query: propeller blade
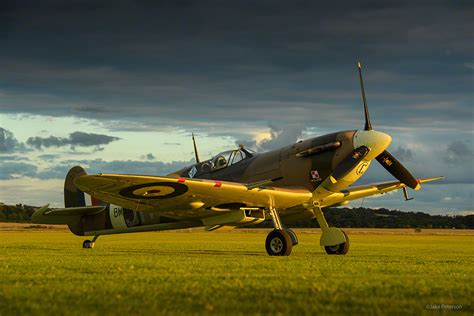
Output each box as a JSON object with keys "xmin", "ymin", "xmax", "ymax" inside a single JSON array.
[
  {"xmin": 376, "ymin": 150, "xmax": 421, "ymax": 190},
  {"xmin": 333, "ymin": 146, "xmax": 370, "ymax": 180},
  {"xmin": 358, "ymin": 61, "xmax": 372, "ymax": 131}
]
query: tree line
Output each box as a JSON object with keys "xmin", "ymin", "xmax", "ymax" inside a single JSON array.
[
  {"xmin": 287, "ymin": 207, "xmax": 473, "ymax": 229},
  {"xmin": 0, "ymin": 203, "xmax": 472, "ymax": 229}
]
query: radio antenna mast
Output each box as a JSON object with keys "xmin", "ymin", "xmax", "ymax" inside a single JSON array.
[{"xmin": 192, "ymin": 133, "xmax": 200, "ymax": 163}]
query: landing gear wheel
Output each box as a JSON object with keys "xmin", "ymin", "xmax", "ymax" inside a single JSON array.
[
  {"xmin": 266, "ymin": 229, "xmax": 292, "ymax": 256},
  {"xmin": 324, "ymin": 230, "xmax": 349, "ymax": 255},
  {"xmin": 284, "ymin": 228, "xmax": 299, "ymax": 246},
  {"xmin": 82, "ymin": 240, "xmax": 95, "ymax": 249}
]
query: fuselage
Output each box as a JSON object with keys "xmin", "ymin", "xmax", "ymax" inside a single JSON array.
[
  {"xmin": 63, "ymin": 129, "xmax": 392, "ymax": 236},
  {"xmin": 171, "ymin": 130, "xmax": 358, "ymax": 191}
]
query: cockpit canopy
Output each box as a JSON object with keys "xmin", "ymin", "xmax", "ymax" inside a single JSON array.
[
  {"xmin": 207, "ymin": 147, "xmax": 255, "ymax": 171},
  {"xmin": 184, "ymin": 147, "xmax": 256, "ymax": 178}
]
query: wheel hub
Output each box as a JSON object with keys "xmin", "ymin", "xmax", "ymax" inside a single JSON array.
[
  {"xmin": 327, "ymin": 244, "xmax": 340, "ymax": 252},
  {"xmin": 270, "ymin": 237, "xmax": 283, "ymax": 253}
]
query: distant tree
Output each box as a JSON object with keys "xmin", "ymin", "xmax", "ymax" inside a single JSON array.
[{"xmin": 0, "ymin": 202, "xmax": 473, "ymax": 228}]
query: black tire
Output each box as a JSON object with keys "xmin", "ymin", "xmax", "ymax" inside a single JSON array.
[
  {"xmin": 265, "ymin": 229, "xmax": 293, "ymax": 256},
  {"xmin": 324, "ymin": 230, "xmax": 349, "ymax": 255},
  {"xmin": 82, "ymin": 240, "xmax": 93, "ymax": 249},
  {"xmin": 285, "ymin": 228, "xmax": 299, "ymax": 246}
]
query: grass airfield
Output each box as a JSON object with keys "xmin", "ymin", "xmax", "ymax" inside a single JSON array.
[{"xmin": 1, "ymin": 227, "xmax": 473, "ymax": 315}]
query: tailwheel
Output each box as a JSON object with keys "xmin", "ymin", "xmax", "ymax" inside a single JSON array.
[
  {"xmin": 82, "ymin": 235, "xmax": 99, "ymax": 249},
  {"xmin": 324, "ymin": 230, "xmax": 349, "ymax": 255},
  {"xmin": 82, "ymin": 240, "xmax": 95, "ymax": 249},
  {"xmin": 265, "ymin": 229, "xmax": 292, "ymax": 256}
]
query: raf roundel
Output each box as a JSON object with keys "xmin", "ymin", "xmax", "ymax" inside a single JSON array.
[{"xmin": 119, "ymin": 182, "xmax": 188, "ymax": 199}]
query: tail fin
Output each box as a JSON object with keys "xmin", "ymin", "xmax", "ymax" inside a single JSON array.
[
  {"xmin": 31, "ymin": 166, "xmax": 90, "ymax": 235},
  {"xmin": 64, "ymin": 166, "xmax": 89, "ymax": 207}
]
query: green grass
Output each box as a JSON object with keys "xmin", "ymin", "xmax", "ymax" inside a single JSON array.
[{"xmin": 1, "ymin": 230, "xmax": 473, "ymax": 315}]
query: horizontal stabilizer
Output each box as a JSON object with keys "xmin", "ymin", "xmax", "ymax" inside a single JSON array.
[
  {"xmin": 43, "ymin": 205, "xmax": 105, "ymax": 216},
  {"xmin": 32, "ymin": 204, "xmax": 105, "ymax": 224}
]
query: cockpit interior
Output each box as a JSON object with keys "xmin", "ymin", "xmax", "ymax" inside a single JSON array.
[{"xmin": 204, "ymin": 147, "xmax": 255, "ymax": 171}]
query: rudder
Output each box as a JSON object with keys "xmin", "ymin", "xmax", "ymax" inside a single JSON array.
[{"xmin": 64, "ymin": 166, "xmax": 88, "ymax": 208}]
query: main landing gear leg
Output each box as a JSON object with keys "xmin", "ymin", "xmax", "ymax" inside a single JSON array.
[
  {"xmin": 265, "ymin": 206, "xmax": 294, "ymax": 256},
  {"xmin": 83, "ymin": 235, "xmax": 99, "ymax": 249},
  {"xmin": 313, "ymin": 206, "xmax": 349, "ymax": 255}
]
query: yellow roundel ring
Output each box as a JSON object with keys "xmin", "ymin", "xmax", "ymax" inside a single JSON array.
[{"xmin": 119, "ymin": 182, "xmax": 188, "ymax": 199}]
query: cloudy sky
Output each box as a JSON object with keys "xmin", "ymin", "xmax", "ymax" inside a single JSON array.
[{"xmin": 0, "ymin": 0, "xmax": 472, "ymax": 214}]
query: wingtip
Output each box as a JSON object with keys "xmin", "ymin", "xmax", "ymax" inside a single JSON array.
[
  {"xmin": 419, "ymin": 176, "xmax": 444, "ymax": 184},
  {"xmin": 413, "ymin": 176, "xmax": 445, "ymax": 190}
]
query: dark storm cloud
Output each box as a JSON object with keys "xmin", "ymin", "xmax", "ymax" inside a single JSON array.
[
  {"xmin": 443, "ymin": 141, "xmax": 473, "ymax": 165},
  {"xmin": 391, "ymin": 147, "xmax": 414, "ymax": 162},
  {"xmin": 37, "ymin": 154, "xmax": 60, "ymax": 161},
  {"xmin": 0, "ymin": 0, "xmax": 472, "ymax": 134},
  {"xmin": 26, "ymin": 136, "xmax": 64, "ymax": 149},
  {"xmin": 26, "ymin": 132, "xmax": 120, "ymax": 150},
  {"xmin": 73, "ymin": 106, "xmax": 114, "ymax": 114},
  {"xmin": 0, "ymin": 128, "xmax": 25, "ymax": 153},
  {"xmin": 140, "ymin": 153, "xmax": 156, "ymax": 161},
  {"xmin": 0, "ymin": 161, "xmax": 37, "ymax": 179},
  {"xmin": 359, "ymin": 135, "xmax": 473, "ymax": 185},
  {"xmin": 0, "ymin": 157, "xmax": 192, "ymax": 180},
  {"xmin": 35, "ymin": 158, "xmax": 192, "ymax": 180},
  {"xmin": 0, "ymin": 154, "xmax": 26, "ymax": 161},
  {"xmin": 67, "ymin": 132, "xmax": 120, "ymax": 147}
]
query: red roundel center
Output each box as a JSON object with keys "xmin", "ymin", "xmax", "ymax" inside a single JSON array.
[{"xmin": 147, "ymin": 189, "xmax": 161, "ymax": 194}]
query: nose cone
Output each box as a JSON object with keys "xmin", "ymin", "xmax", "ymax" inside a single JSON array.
[{"xmin": 353, "ymin": 130, "xmax": 392, "ymax": 159}]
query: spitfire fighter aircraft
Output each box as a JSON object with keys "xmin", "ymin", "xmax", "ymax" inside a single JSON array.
[{"xmin": 33, "ymin": 63, "xmax": 441, "ymax": 256}]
